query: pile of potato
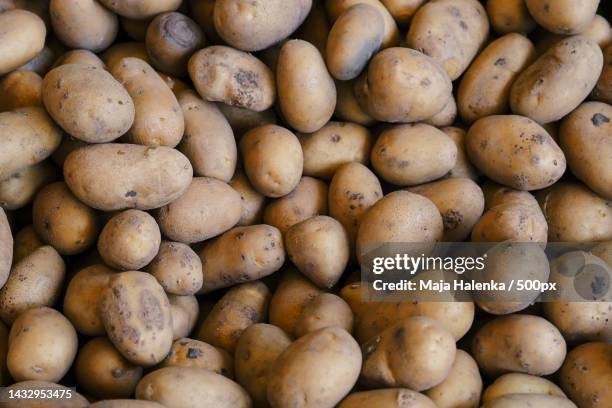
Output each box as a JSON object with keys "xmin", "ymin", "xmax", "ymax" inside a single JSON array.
[{"xmin": 0, "ymin": 0, "xmax": 611, "ymax": 407}]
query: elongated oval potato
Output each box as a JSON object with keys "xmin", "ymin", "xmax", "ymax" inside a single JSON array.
[
  {"xmin": 63, "ymin": 143, "xmax": 193, "ymax": 211},
  {"xmin": 42, "ymin": 64, "xmax": 135, "ymax": 143},
  {"xmin": 162, "ymin": 338, "xmax": 233, "ymax": 377},
  {"xmin": 0, "ymin": 70, "xmax": 43, "ymax": 111},
  {"xmin": 111, "ymin": 58, "xmax": 183, "ymax": 147},
  {"xmin": 0, "ymin": 246, "xmax": 65, "ymax": 324},
  {"xmin": 487, "ymin": 0, "xmax": 537, "ymax": 34},
  {"xmin": 100, "ymin": 271, "xmax": 173, "ymax": 366},
  {"xmin": 49, "ymin": 0, "xmax": 118, "ymax": 52},
  {"xmin": 214, "ymin": 0, "xmax": 312, "ymax": 51},
  {"xmin": 300, "ymin": 121, "xmax": 373, "ymax": 179},
  {"xmin": 198, "ymin": 224, "xmax": 284, "ymax": 293},
  {"xmin": 371, "ymin": 123, "xmax": 457, "ymax": 186},
  {"xmin": 0, "ymin": 209, "xmax": 12, "ymax": 290},
  {"xmin": 268, "ymin": 327, "xmax": 361, "ymax": 408},
  {"xmin": 483, "ymin": 394, "xmax": 577, "ymax": 408},
  {"xmin": 0, "ymin": 107, "xmax": 62, "ymax": 182},
  {"xmin": 230, "ymin": 170, "xmax": 267, "ymax": 226},
  {"xmin": 472, "ymin": 314, "xmax": 566, "ymax": 376},
  {"xmin": 295, "ymin": 293, "xmax": 354, "ymax": 337},
  {"xmin": 146, "ymin": 241, "xmax": 203, "ymax": 296},
  {"xmin": 3, "ymin": 381, "xmax": 88, "ymax": 408},
  {"xmin": 458, "ymin": 33, "xmax": 536, "ymax": 123},
  {"xmin": 483, "ymin": 373, "xmax": 566, "ymax": 403},
  {"xmin": 543, "ymin": 300, "xmax": 612, "ymax": 344},
  {"xmin": 406, "ymin": 0, "xmax": 489, "ymax": 80},
  {"xmin": 178, "ymin": 90, "xmax": 236, "ymax": 182},
  {"xmin": 98, "ymin": 0, "xmax": 181, "ymax": 19},
  {"xmin": 0, "ymin": 10, "xmax": 46, "ymax": 75},
  {"xmin": 510, "ymin": 36, "xmax": 604, "ymax": 124},
  {"xmin": 157, "ymin": 177, "xmax": 241, "ymax": 244},
  {"xmin": 525, "ymin": 0, "xmax": 600, "ymax": 34},
  {"xmin": 339, "ymin": 389, "xmax": 436, "ymax": 408},
  {"xmin": 277, "ymin": 40, "xmax": 336, "ymax": 133},
  {"xmin": 235, "ymin": 324, "xmax": 292, "ymax": 407},
  {"xmin": 425, "ymin": 350, "xmax": 482, "ymax": 408},
  {"xmin": 326, "ymin": 4, "xmax": 384, "ymax": 80},
  {"xmin": 8, "ymin": 307, "xmax": 77, "ymax": 382},
  {"xmin": 0, "ymin": 161, "xmax": 57, "ymax": 211},
  {"xmin": 466, "ymin": 115, "xmax": 566, "ymax": 190},
  {"xmin": 355, "ymin": 47, "xmax": 452, "ymax": 123},
  {"xmin": 189, "ymin": 46, "xmax": 275, "ymax": 112}
]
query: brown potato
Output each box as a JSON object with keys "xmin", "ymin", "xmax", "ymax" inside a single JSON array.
[
  {"xmin": 0, "ymin": 10, "xmax": 46, "ymax": 75},
  {"xmin": 525, "ymin": 0, "xmax": 600, "ymax": 34},
  {"xmin": 230, "ymin": 170, "xmax": 267, "ymax": 226},
  {"xmin": 98, "ymin": 0, "xmax": 181, "ymax": 20},
  {"xmin": 54, "ymin": 49, "xmax": 106, "ymax": 68},
  {"xmin": 168, "ymin": 294, "xmax": 199, "ymax": 340},
  {"xmin": 295, "ymin": 293, "xmax": 353, "ymax": 337},
  {"xmin": 339, "ymin": 389, "xmax": 436, "ymax": 408},
  {"xmin": 0, "ymin": 161, "xmax": 57, "ymax": 211},
  {"xmin": 101, "ymin": 41, "xmax": 150, "ymax": 72},
  {"xmin": 12, "ymin": 225, "xmax": 43, "ymax": 263},
  {"xmin": 487, "ymin": 0, "xmax": 537, "ymax": 34},
  {"xmin": 442, "ymin": 127, "xmax": 479, "ymax": 180},
  {"xmin": 380, "ymin": 0, "xmax": 427, "ymax": 25},
  {"xmin": 146, "ymin": 241, "xmax": 203, "ymax": 295},
  {"xmin": 0, "ymin": 209, "xmax": 11, "ymax": 302},
  {"xmin": 593, "ymin": 44, "xmax": 612, "ymax": 104},
  {"xmin": 295, "ymin": 1, "xmax": 330, "ymax": 56},
  {"xmin": 334, "ymin": 79, "xmax": 377, "ymax": 126},
  {"xmin": 423, "ymin": 95, "xmax": 457, "ymax": 127},
  {"xmin": 425, "ymin": 350, "xmax": 482, "ymax": 408},
  {"xmin": 483, "ymin": 394, "xmax": 577, "ymax": 408},
  {"xmin": 217, "ymin": 103, "xmax": 278, "ymax": 138},
  {"xmin": 482, "ymin": 373, "xmax": 566, "ymax": 403},
  {"xmin": 120, "ymin": 16, "xmax": 150, "ymax": 41},
  {"xmin": 162, "ymin": 338, "xmax": 233, "ymax": 377},
  {"xmin": 0, "ymin": 70, "xmax": 42, "ymax": 111}
]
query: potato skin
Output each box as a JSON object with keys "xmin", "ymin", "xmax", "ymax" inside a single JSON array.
[
  {"xmin": 100, "ymin": 271, "xmax": 174, "ymax": 366},
  {"xmin": 482, "ymin": 373, "xmax": 566, "ymax": 403},
  {"xmin": 214, "ymin": 0, "xmax": 312, "ymax": 51},
  {"xmin": 12, "ymin": 225, "xmax": 43, "ymax": 264},
  {"xmin": 0, "ymin": 246, "xmax": 65, "ymax": 324},
  {"xmin": 136, "ymin": 366, "xmax": 251, "ymax": 408},
  {"xmin": 168, "ymin": 294, "xmax": 199, "ymax": 340},
  {"xmin": 230, "ymin": 170, "xmax": 267, "ymax": 226},
  {"xmin": 267, "ymin": 327, "xmax": 362, "ymax": 408},
  {"xmin": 510, "ymin": 36, "xmax": 604, "ymax": 124},
  {"xmin": 425, "ymin": 350, "xmax": 482, "ymax": 408},
  {"xmin": 593, "ymin": 44, "xmax": 612, "ymax": 104},
  {"xmin": 334, "ymin": 79, "xmax": 377, "ymax": 126},
  {"xmin": 0, "ymin": 10, "xmax": 46, "ymax": 75},
  {"xmin": 157, "ymin": 177, "xmax": 241, "ymax": 244},
  {"xmin": 146, "ymin": 241, "xmax": 203, "ymax": 295},
  {"xmin": 0, "ymin": 70, "xmax": 43, "ymax": 111},
  {"xmin": 406, "ymin": 0, "xmax": 489, "ymax": 80},
  {"xmin": 294, "ymin": 293, "xmax": 353, "ymax": 337},
  {"xmin": 162, "ymin": 338, "xmax": 233, "ymax": 377},
  {"xmin": 355, "ymin": 47, "xmax": 452, "ymax": 123},
  {"xmin": 443, "ymin": 127, "xmax": 479, "ymax": 180},
  {"xmin": 458, "ymin": 34, "xmax": 536, "ymax": 123},
  {"xmin": 371, "ymin": 123, "xmax": 457, "ymax": 186},
  {"xmin": 111, "ymin": 58, "xmax": 184, "ymax": 147},
  {"xmin": 98, "ymin": 0, "xmax": 181, "ymax": 19},
  {"xmin": 525, "ymin": 0, "xmax": 600, "ymax": 34},
  {"xmin": 8, "ymin": 307, "xmax": 77, "ymax": 382},
  {"xmin": 0, "ymin": 209, "xmax": 13, "ymax": 287},
  {"xmin": 64, "ymin": 143, "xmax": 193, "ymax": 211},
  {"xmin": 102, "ymin": 41, "xmax": 151, "ymax": 72},
  {"xmin": 0, "ymin": 107, "xmax": 62, "ymax": 182},
  {"xmin": 560, "ymin": 102, "xmax": 612, "ymax": 199},
  {"xmin": 339, "ymin": 389, "xmax": 437, "ymax": 408},
  {"xmin": 189, "ymin": 46, "xmax": 276, "ymax": 112},
  {"xmin": 487, "ymin": 0, "xmax": 537, "ymax": 34},
  {"xmin": 472, "ymin": 314, "xmax": 567, "ymax": 376},
  {"xmin": 483, "ymin": 394, "xmax": 577, "ymax": 408},
  {"xmin": 0, "ymin": 161, "xmax": 56, "ymax": 211},
  {"xmin": 466, "ymin": 115, "xmax": 566, "ymax": 190}
]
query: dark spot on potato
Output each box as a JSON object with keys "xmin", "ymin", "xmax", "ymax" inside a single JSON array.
[
  {"xmin": 494, "ymin": 58, "xmax": 506, "ymax": 66},
  {"xmin": 330, "ymin": 134, "xmax": 341, "ymax": 143},
  {"xmin": 420, "ymin": 78, "xmax": 431, "ymax": 87},
  {"xmin": 591, "ymin": 113, "xmax": 610, "ymax": 126},
  {"xmin": 125, "ymin": 190, "xmax": 137, "ymax": 197},
  {"xmin": 139, "ymin": 290, "xmax": 165, "ymax": 331},
  {"xmin": 531, "ymin": 134, "xmax": 545, "ymax": 144},
  {"xmin": 186, "ymin": 347, "xmax": 202, "ymax": 359},
  {"xmin": 544, "ymin": 4, "xmax": 550, "ymax": 12},
  {"xmin": 449, "ymin": 7, "xmax": 461, "ymax": 17},
  {"xmin": 442, "ymin": 209, "xmax": 463, "ymax": 230},
  {"xmin": 459, "ymin": 20, "xmax": 468, "ymax": 30}
]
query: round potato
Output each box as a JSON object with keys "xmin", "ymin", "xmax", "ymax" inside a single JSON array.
[
  {"xmin": 168, "ymin": 294, "xmax": 199, "ymax": 340},
  {"xmin": 98, "ymin": 0, "xmax": 181, "ymax": 19},
  {"xmin": 425, "ymin": 350, "xmax": 482, "ymax": 408},
  {"xmin": 371, "ymin": 123, "xmax": 457, "ymax": 186},
  {"xmin": 110, "ymin": 58, "xmax": 184, "ymax": 147},
  {"xmin": 482, "ymin": 373, "xmax": 566, "ymax": 403},
  {"xmin": 8, "ymin": 307, "xmax": 77, "ymax": 382},
  {"xmin": 0, "ymin": 161, "xmax": 57, "ymax": 211},
  {"xmin": 593, "ymin": 44, "xmax": 612, "ymax": 104},
  {"xmin": 0, "ymin": 70, "xmax": 42, "ymax": 111},
  {"xmin": 406, "ymin": 0, "xmax": 489, "ymax": 80},
  {"xmin": 487, "ymin": 0, "xmax": 537, "ymax": 34},
  {"xmin": 162, "ymin": 338, "xmax": 233, "ymax": 377},
  {"xmin": 525, "ymin": 0, "xmax": 600, "ymax": 34},
  {"xmin": 0, "ymin": 10, "xmax": 46, "ymax": 75},
  {"xmin": 64, "ymin": 143, "xmax": 193, "ymax": 211},
  {"xmin": 229, "ymin": 170, "xmax": 267, "ymax": 226},
  {"xmin": 100, "ymin": 271, "xmax": 174, "ymax": 366},
  {"xmin": 12, "ymin": 225, "xmax": 43, "ymax": 264},
  {"xmin": 355, "ymin": 47, "xmax": 452, "ymax": 123},
  {"xmin": 510, "ymin": 36, "xmax": 604, "ymax": 124},
  {"xmin": 339, "ymin": 389, "xmax": 436, "ymax": 408},
  {"xmin": 295, "ymin": 293, "xmax": 353, "ymax": 337},
  {"xmin": 146, "ymin": 241, "xmax": 203, "ymax": 296}
]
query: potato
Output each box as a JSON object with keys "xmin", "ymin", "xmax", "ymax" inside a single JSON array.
[
  {"xmin": 582, "ymin": 14, "xmax": 612, "ymax": 48},
  {"xmin": 423, "ymin": 95, "xmax": 457, "ymax": 127},
  {"xmin": 466, "ymin": 115, "xmax": 566, "ymax": 190},
  {"xmin": 64, "ymin": 143, "xmax": 193, "ymax": 211},
  {"xmin": 0, "ymin": 70, "xmax": 42, "ymax": 111},
  {"xmin": 472, "ymin": 314, "xmax": 566, "ymax": 376},
  {"xmin": 487, "ymin": 0, "xmax": 537, "ymax": 34},
  {"xmin": 458, "ymin": 34, "xmax": 536, "ymax": 123},
  {"xmin": 380, "ymin": 0, "xmax": 427, "ymax": 25},
  {"xmin": 2, "ymin": 381, "xmax": 88, "ymax": 408},
  {"xmin": 0, "ymin": 10, "xmax": 46, "ymax": 75},
  {"xmin": 162, "ymin": 338, "xmax": 233, "ymax": 377},
  {"xmin": 110, "ymin": 58, "xmax": 184, "ymax": 147},
  {"xmin": 168, "ymin": 294, "xmax": 199, "ymax": 340},
  {"xmin": 277, "ymin": 40, "xmax": 336, "ymax": 133},
  {"xmin": 592, "ymin": 241, "xmax": 612, "ymax": 265},
  {"xmin": 482, "ymin": 373, "xmax": 566, "ymax": 403},
  {"xmin": 560, "ymin": 102, "xmax": 612, "ymax": 199},
  {"xmin": 100, "ymin": 271, "xmax": 173, "ymax": 365},
  {"xmin": 63, "ymin": 264, "xmax": 114, "ymax": 336},
  {"xmin": 525, "ymin": 0, "xmax": 600, "ymax": 34},
  {"xmin": 75, "ymin": 337, "xmax": 142, "ymax": 399},
  {"xmin": 263, "ymin": 177, "xmax": 327, "ymax": 233},
  {"xmin": 91, "ymin": 401, "xmax": 164, "ymax": 408},
  {"xmin": 52, "ymin": 49, "xmax": 102, "ymax": 69},
  {"xmin": 300, "ymin": 122, "xmax": 373, "ymax": 179},
  {"xmin": 295, "ymin": 293, "xmax": 353, "ymax": 337},
  {"xmin": 326, "ymin": 4, "xmax": 384, "ymax": 80},
  {"xmin": 339, "ymin": 389, "xmax": 436, "ymax": 408},
  {"xmin": 356, "ymin": 191, "xmax": 443, "ymax": 263},
  {"xmin": 295, "ymin": 1, "xmax": 330, "ymax": 56},
  {"xmin": 0, "ymin": 161, "xmax": 57, "ymax": 211},
  {"xmin": 7, "ymin": 307, "xmax": 77, "ymax": 382},
  {"xmin": 198, "ymin": 224, "xmax": 284, "ymax": 293},
  {"xmin": 0, "ymin": 246, "xmax": 64, "ymax": 324},
  {"xmin": 267, "ymin": 327, "xmax": 360, "ymax": 408},
  {"xmin": 42, "ymin": 64, "xmax": 135, "ymax": 143},
  {"xmin": 269, "ymin": 269, "xmax": 322, "ymax": 335},
  {"xmin": 12, "ymin": 225, "xmax": 43, "ymax": 264},
  {"xmin": 230, "ymin": 170, "xmax": 267, "ymax": 226},
  {"xmin": 510, "ymin": 36, "xmax": 604, "ymax": 124},
  {"xmin": 559, "ymin": 342, "xmax": 612, "ymax": 408},
  {"xmin": 538, "ymin": 182, "xmax": 612, "ymax": 242},
  {"xmin": 334, "ymin": 79, "xmax": 376, "ymax": 126},
  {"xmin": 196, "ymin": 282, "xmax": 270, "ymax": 353},
  {"xmin": 0, "ymin": 210, "xmax": 12, "ymax": 285},
  {"xmin": 178, "ymin": 91, "xmax": 236, "ymax": 182},
  {"xmin": 406, "ymin": 0, "xmax": 489, "ymax": 80},
  {"xmin": 102, "ymin": 41, "xmax": 150, "ymax": 72},
  {"xmin": 441, "ymin": 127, "xmax": 478, "ymax": 180},
  {"xmin": 189, "ymin": 46, "xmax": 275, "ymax": 112},
  {"xmin": 98, "ymin": 0, "xmax": 181, "ymax": 19},
  {"xmin": 235, "ymin": 323, "xmax": 292, "ymax": 407},
  {"xmin": 146, "ymin": 241, "xmax": 202, "ymax": 295},
  {"xmin": 408, "ymin": 178, "xmax": 484, "ymax": 241},
  {"xmin": 213, "ymin": 0, "xmax": 311, "ymax": 51},
  {"xmin": 16, "ymin": 46, "xmax": 56, "ymax": 75},
  {"xmin": 355, "ymin": 47, "xmax": 452, "ymax": 122},
  {"xmin": 425, "ymin": 350, "xmax": 482, "ymax": 408},
  {"xmin": 593, "ymin": 44, "xmax": 612, "ymax": 104},
  {"xmin": 33, "ymin": 182, "xmax": 99, "ymax": 255},
  {"xmin": 0, "ymin": 107, "xmax": 62, "ymax": 182},
  {"xmin": 217, "ymin": 103, "xmax": 278, "ymax": 138},
  {"xmin": 49, "ymin": 0, "xmax": 118, "ymax": 52},
  {"xmin": 483, "ymin": 394, "xmax": 577, "ymax": 408}
]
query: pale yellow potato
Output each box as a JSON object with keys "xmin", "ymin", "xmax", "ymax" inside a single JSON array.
[
  {"xmin": 168, "ymin": 294, "xmax": 199, "ymax": 340},
  {"xmin": 482, "ymin": 373, "xmax": 566, "ymax": 403},
  {"xmin": 487, "ymin": 0, "xmax": 537, "ymax": 34},
  {"xmin": 442, "ymin": 127, "xmax": 479, "ymax": 180},
  {"xmin": 339, "ymin": 389, "xmax": 436, "ymax": 408},
  {"xmin": 334, "ymin": 79, "xmax": 377, "ymax": 126},
  {"xmin": 582, "ymin": 14, "xmax": 612, "ymax": 48},
  {"xmin": 229, "ymin": 170, "xmax": 267, "ymax": 226},
  {"xmin": 0, "ymin": 161, "xmax": 57, "ymax": 211},
  {"xmin": 425, "ymin": 350, "xmax": 482, "ymax": 408},
  {"xmin": 423, "ymin": 94, "xmax": 457, "ymax": 127},
  {"xmin": 525, "ymin": 0, "xmax": 600, "ymax": 34},
  {"xmin": 146, "ymin": 241, "xmax": 203, "ymax": 295},
  {"xmin": 162, "ymin": 338, "xmax": 233, "ymax": 377},
  {"xmin": 12, "ymin": 225, "xmax": 43, "ymax": 263},
  {"xmin": 101, "ymin": 42, "xmax": 150, "ymax": 72},
  {"xmin": 98, "ymin": 0, "xmax": 181, "ymax": 19},
  {"xmin": 295, "ymin": 293, "xmax": 353, "ymax": 337},
  {"xmin": 0, "ymin": 70, "xmax": 42, "ymax": 111},
  {"xmin": 0, "ymin": 10, "xmax": 46, "ymax": 75}
]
